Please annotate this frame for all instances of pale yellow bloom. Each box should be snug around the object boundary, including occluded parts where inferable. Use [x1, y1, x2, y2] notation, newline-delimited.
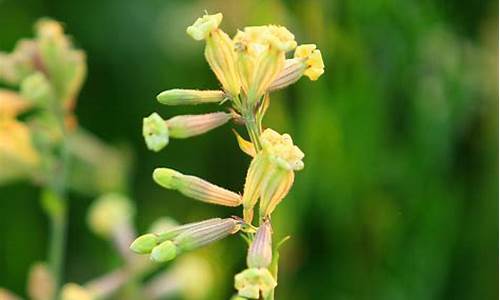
[234, 268, 276, 299]
[241, 129, 303, 222]
[260, 128, 304, 171]
[233, 25, 296, 103]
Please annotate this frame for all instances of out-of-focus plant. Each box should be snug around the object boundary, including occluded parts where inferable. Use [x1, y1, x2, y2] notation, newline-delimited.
[131, 12, 324, 299]
[0, 20, 130, 299]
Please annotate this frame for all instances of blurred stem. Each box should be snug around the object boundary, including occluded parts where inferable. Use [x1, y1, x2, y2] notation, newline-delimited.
[47, 103, 71, 298]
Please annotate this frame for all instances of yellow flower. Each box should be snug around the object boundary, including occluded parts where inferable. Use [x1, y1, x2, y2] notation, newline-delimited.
[0, 119, 39, 182]
[234, 26, 296, 105]
[260, 128, 304, 171]
[241, 129, 303, 222]
[294, 44, 325, 80]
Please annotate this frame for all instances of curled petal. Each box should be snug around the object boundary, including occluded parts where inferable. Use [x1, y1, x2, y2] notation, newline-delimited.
[233, 129, 256, 157]
[186, 13, 223, 41]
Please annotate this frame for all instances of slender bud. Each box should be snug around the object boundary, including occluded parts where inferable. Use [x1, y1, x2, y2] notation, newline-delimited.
[130, 233, 158, 254]
[174, 217, 241, 251]
[143, 112, 169, 152]
[268, 58, 307, 91]
[151, 240, 177, 262]
[157, 89, 225, 105]
[166, 112, 232, 138]
[156, 218, 223, 243]
[153, 168, 242, 207]
[234, 268, 277, 299]
[247, 220, 272, 268]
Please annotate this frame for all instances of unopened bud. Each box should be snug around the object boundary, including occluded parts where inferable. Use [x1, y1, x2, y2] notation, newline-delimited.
[27, 263, 55, 300]
[87, 193, 134, 238]
[156, 218, 223, 242]
[166, 112, 232, 139]
[130, 233, 158, 254]
[174, 218, 241, 251]
[157, 89, 225, 105]
[143, 113, 169, 152]
[234, 268, 276, 299]
[153, 168, 242, 207]
[151, 240, 177, 262]
[247, 220, 272, 268]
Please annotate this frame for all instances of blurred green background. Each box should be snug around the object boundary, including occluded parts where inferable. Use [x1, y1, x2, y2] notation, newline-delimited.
[0, 0, 498, 299]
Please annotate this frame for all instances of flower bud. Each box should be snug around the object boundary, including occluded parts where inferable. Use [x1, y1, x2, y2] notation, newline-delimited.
[157, 89, 225, 105]
[151, 240, 177, 262]
[0, 40, 37, 86]
[36, 19, 87, 108]
[130, 233, 158, 254]
[174, 217, 241, 251]
[234, 268, 277, 299]
[143, 112, 169, 152]
[153, 168, 242, 207]
[60, 283, 94, 300]
[87, 193, 135, 238]
[166, 112, 232, 139]
[27, 263, 55, 300]
[156, 218, 223, 243]
[247, 220, 272, 268]
[20, 72, 55, 106]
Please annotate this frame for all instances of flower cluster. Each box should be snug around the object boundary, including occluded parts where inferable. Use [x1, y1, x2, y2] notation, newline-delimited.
[133, 12, 324, 299]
